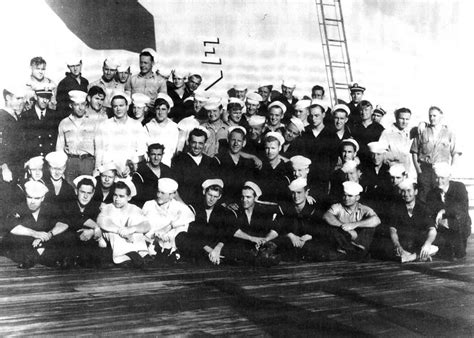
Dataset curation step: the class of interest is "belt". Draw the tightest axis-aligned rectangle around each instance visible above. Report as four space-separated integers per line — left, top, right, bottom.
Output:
69 154 94 160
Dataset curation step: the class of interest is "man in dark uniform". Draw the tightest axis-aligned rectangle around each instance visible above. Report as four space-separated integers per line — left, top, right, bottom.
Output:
65 175 111 267
21 89 60 160
280 117 306 159
225 182 281 266
346 82 365 128
56 58 89 118
274 178 336 261
1 181 74 269
43 151 76 214
351 100 385 166
243 115 266 158
175 179 237 265
0 86 27 183
171 127 215 205
93 162 118 205
257 84 273 116
132 143 173 207
301 100 339 196
427 163 471 260
272 80 298 122
168 69 193 122
370 179 438 262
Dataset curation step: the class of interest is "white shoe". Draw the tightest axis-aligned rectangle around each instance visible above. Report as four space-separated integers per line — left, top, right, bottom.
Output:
401 252 417 263
428 245 439 257
97 237 107 248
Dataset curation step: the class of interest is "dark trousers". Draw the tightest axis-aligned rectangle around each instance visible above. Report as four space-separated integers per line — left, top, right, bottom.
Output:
175 232 211 262
434 226 471 259
2 231 76 267
273 236 337 261
329 226 375 252
417 163 435 203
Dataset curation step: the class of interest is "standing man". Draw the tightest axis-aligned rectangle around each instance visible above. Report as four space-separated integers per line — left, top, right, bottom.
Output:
185 74 202 94
26 57 56 110
86 86 108 120
201 99 228 157
0 86 27 183
95 92 148 175
380 107 415 176
56 58 89 118
411 106 460 202
56 90 97 184
264 101 286 134
21 89 60 159
125 50 167 104
244 115 266 158
273 80 298 121
346 82 365 127
89 58 120 111
427 163 471 260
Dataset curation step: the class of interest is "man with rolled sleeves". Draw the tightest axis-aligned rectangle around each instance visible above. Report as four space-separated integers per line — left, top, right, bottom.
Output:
0 85 27 183
226 182 281 266
411 106 460 202
274 178 336 262
175 179 237 265
1 181 74 269
21 89 60 160
427 163 471 260
56 58 89 118
124 50 167 104
323 181 381 259
201 98 228 157
89 58 120 111
86 86 108 121
56 90 97 185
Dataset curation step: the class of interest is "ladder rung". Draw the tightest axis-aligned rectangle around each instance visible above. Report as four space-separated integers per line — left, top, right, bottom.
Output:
335 82 349 86
332 61 348 65
329 65 346 69
328 38 345 43
325 18 342 22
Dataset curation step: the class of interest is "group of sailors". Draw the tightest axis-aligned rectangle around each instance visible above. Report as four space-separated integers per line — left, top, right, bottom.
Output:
0 49 470 269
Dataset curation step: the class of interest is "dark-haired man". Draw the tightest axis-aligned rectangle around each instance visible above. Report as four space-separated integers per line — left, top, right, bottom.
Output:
56 58 89 118
89 58 120 110
26 57 56 110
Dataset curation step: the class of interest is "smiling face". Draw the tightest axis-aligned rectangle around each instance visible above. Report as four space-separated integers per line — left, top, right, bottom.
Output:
291 188 307 206
189 135 206 156
31 64 46 81
139 55 153 74
88 93 105 112
241 188 256 210
268 107 283 126
154 104 169 122
265 140 280 161
229 130 246 154
334 111 348 131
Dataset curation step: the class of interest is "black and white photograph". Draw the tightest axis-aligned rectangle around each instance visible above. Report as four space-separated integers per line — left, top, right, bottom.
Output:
0 0 472 335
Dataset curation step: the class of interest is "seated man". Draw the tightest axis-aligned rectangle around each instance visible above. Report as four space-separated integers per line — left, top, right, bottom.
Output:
93 162 118 206
427 163 471 260
43 151 76 213
274 178 336 262
2 181 73 269
323 181 381 258
142 178 195 261
97 180 151 268
226 181 281 266
132 143 173 208
64 175 111 267
175 179 237 265
371 179 438 262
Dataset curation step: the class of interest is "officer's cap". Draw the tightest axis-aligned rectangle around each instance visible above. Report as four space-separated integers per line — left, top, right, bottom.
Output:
349 82 365 92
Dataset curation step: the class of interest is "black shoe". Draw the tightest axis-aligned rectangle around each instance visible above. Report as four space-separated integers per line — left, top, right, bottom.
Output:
18 260 35 269
255 254 281 267
125 252 145 269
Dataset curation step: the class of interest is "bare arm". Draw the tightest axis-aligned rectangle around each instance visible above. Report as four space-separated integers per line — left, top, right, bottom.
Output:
323 211 344 227
412 153 422 174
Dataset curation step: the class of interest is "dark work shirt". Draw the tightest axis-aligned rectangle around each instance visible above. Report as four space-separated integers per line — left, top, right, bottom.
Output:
132 162 173 207
277 201 324 237
62 200 101 232
235 202 281 237
56 72 89 118
388 200 434 235
6 202 62 233
188 203 237 244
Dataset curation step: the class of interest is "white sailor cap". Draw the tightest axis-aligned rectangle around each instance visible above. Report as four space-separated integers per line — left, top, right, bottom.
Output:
104 58 118 69
243 181 262 198
282 80 296 88
265 131 285 146
343 181 363 195
45 151 67 168
156 92 174 109
173 68 188 78
368 141 388 154
341 160 359 173
340 138 359 153
288 177 307 192
68 90 87 104
25 156 44 169
177 116 200 131
228 126 247 136
132 93 151 108
141 47 157 60
234 84 247 91
433 162 451 178
294 99 311 110
116 178 137 197
398 178 417 190
73 175 97 188
204 98 221 111
388 164 406 177
248 115 266 127
158 66 172 78
268 101 287 114
98 162 118 174
117 64 130 72
194 90 209 102
310 99 328 112
228 97 245 108
246 92 263 105
66 57 82 66
24 180 49 197
195 126 211 139
5 84 28 97
290 155 311 169
158 177 179 194
289 117 305 133
202 178 224 191
110 90 131 105
332 104 350 115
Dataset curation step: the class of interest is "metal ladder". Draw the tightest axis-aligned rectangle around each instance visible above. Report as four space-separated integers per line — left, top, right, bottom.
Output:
315 0 353 105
